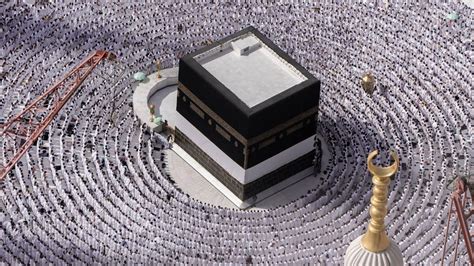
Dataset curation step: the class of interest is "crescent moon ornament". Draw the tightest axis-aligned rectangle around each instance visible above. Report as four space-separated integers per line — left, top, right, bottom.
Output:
361 150 400 252
367 150 399 178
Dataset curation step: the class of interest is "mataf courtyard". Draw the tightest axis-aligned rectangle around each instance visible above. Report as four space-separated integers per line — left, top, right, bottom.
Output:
0 1 472 264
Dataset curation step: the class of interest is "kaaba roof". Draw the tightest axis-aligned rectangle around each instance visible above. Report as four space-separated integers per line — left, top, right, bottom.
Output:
195 33 308 108
178 26 320 139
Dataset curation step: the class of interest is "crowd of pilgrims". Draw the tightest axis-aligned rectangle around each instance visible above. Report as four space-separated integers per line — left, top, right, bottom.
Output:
0 0 471 264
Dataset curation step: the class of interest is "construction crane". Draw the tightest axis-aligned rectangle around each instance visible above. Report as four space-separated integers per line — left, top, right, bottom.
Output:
0 50 116 181
442 176 474 265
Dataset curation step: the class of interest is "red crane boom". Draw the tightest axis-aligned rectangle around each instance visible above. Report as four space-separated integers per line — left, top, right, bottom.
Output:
442 178 474 265
0 50 115 181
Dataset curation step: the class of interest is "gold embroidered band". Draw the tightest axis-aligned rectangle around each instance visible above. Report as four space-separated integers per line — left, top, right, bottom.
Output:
178 82 318 147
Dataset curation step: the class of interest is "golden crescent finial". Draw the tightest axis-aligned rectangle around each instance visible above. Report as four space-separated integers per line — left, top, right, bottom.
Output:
362 150 400 253
367 150 399 178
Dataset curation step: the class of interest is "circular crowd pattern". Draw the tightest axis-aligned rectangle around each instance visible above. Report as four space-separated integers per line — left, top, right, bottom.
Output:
0 1 472 264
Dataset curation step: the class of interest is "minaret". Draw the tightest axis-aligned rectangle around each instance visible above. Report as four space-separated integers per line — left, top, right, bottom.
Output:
344 150 404 266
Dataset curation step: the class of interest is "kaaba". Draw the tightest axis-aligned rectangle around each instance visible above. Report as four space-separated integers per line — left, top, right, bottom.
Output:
175 26 321 202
